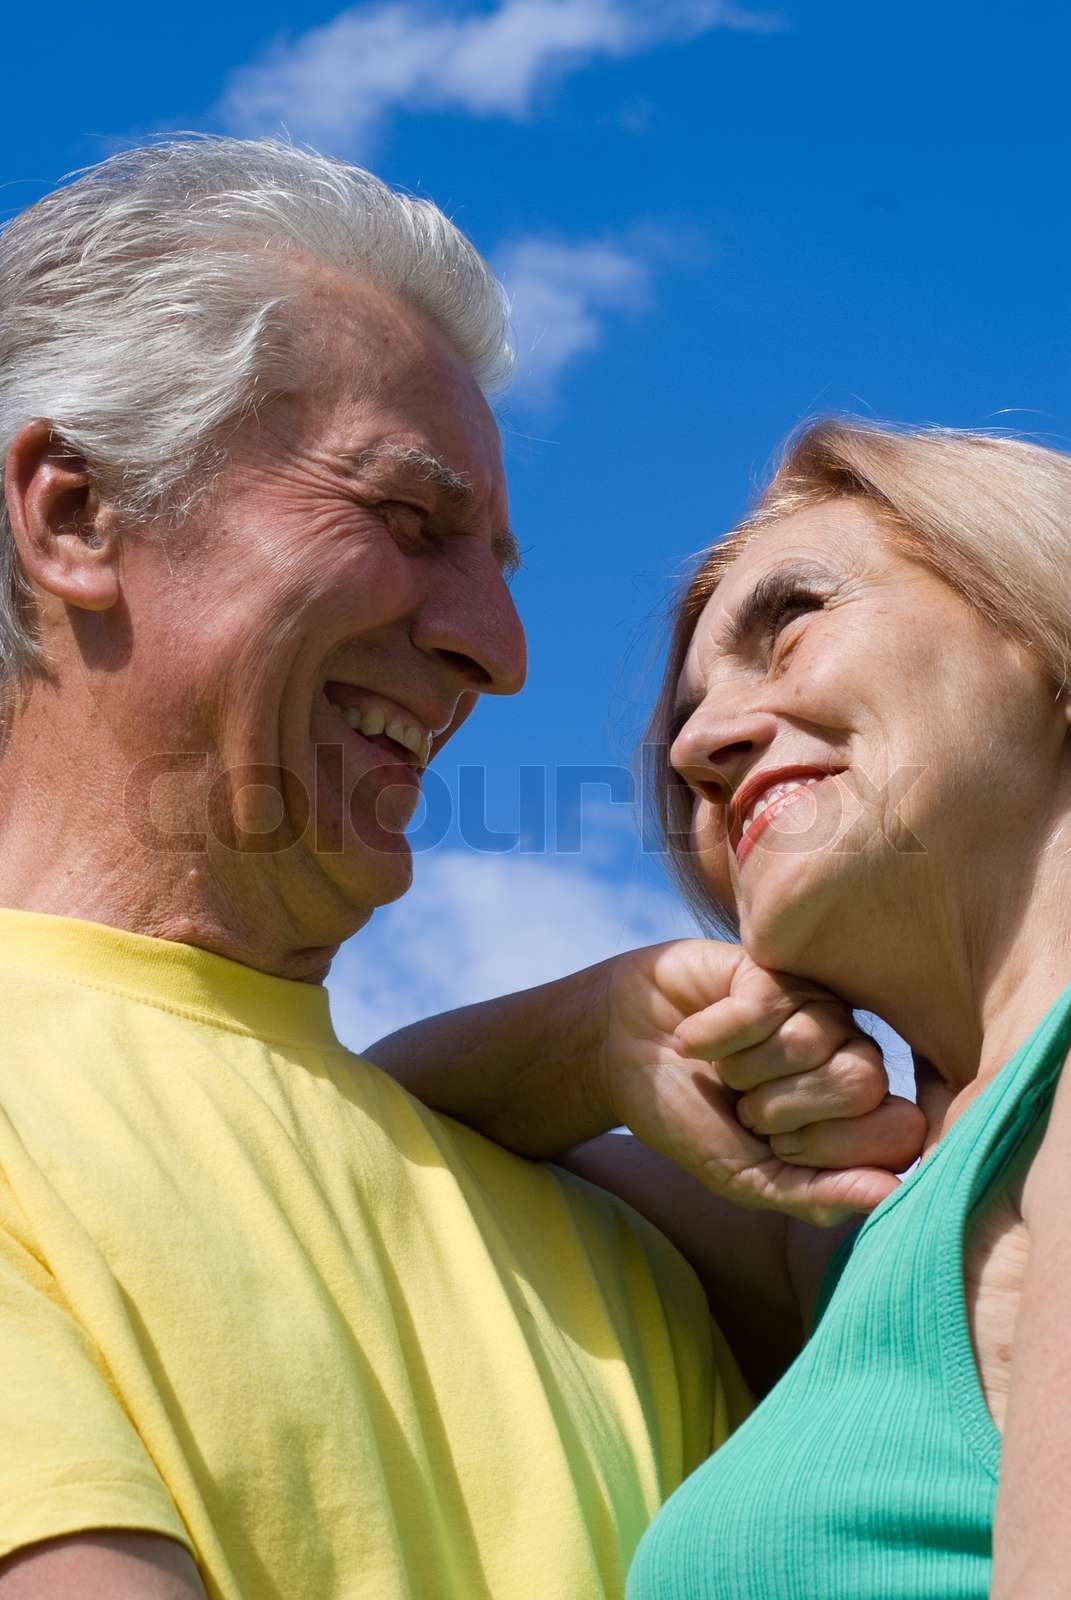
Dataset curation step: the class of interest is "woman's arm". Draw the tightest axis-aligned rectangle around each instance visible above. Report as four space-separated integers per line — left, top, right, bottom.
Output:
991 1052 1071 1595
370 941 917 1386
367 938 925 1225
368 955 615 1154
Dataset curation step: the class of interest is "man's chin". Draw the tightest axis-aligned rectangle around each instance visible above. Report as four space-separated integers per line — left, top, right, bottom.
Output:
366 848 415 909
333 829 415 914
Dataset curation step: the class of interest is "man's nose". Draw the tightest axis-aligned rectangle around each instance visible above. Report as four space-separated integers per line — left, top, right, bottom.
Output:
412 559 527 698
671 708 779 804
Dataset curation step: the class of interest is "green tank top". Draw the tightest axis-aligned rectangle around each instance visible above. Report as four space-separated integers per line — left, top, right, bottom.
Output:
627 986 1071 1600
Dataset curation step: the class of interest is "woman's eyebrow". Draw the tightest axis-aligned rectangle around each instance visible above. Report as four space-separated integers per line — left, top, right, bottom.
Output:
722 560 834 652
668 559 835 735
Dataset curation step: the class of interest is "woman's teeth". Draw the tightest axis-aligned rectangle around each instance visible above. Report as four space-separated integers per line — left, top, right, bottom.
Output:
338 703 428 762
742 775 823 833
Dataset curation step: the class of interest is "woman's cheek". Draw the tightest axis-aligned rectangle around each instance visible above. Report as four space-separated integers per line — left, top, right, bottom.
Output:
692 809 736 912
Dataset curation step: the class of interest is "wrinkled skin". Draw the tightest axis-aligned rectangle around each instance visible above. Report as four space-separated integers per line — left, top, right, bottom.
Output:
0 271 526 981
670 498 1071 1094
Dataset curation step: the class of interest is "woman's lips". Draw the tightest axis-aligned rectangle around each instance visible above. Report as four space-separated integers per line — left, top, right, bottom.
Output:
735 776 830 868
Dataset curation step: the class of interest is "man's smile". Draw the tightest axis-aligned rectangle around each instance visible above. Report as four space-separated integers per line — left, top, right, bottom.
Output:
321 681 449 771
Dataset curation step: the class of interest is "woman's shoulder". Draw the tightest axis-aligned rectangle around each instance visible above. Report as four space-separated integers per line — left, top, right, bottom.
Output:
1020 1026 1071 1227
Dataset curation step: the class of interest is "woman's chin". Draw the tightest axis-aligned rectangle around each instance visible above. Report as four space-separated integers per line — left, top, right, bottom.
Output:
736 853 847 973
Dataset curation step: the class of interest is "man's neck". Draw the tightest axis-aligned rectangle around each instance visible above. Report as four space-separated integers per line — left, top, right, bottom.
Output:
0 717 341 984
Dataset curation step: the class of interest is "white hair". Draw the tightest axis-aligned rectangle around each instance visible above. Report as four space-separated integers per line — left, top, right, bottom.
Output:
0 135 514 693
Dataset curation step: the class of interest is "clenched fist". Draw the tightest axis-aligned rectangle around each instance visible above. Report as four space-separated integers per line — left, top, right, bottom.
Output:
596 939 925 1225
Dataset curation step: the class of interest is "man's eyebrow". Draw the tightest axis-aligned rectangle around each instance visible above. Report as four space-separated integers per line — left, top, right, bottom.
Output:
350 442 474 503
349 442 522 577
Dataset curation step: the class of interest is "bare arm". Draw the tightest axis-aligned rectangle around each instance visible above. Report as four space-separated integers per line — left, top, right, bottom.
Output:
371 941 914 1384
369 960 612 1155
369 939 924 1223
991 1052 1071 1596
0 1533 205 1600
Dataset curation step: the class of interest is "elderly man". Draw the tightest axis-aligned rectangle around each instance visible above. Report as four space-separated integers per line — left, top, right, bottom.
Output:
0 138 914 1600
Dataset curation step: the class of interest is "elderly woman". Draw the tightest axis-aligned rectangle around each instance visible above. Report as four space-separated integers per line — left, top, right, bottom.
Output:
384 419 1071 1598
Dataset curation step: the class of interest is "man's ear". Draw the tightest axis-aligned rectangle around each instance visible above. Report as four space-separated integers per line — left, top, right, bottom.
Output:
3 418 120 614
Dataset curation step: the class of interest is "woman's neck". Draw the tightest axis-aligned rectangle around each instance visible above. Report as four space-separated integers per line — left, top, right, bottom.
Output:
796 853 1071 1095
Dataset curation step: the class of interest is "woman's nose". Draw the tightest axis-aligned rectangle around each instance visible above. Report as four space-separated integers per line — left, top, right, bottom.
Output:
670 709 779 804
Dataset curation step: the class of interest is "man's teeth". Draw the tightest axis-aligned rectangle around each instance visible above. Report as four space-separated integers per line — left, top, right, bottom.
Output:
742 775 822 833
387 719 422 755
339 704 428 759
349 705 386 739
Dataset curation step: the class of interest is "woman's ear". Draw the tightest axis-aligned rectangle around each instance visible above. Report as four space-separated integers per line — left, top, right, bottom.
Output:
3 419 121 614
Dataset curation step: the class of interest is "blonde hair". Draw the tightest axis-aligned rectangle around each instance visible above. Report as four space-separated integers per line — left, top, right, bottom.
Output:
646 418 1071 927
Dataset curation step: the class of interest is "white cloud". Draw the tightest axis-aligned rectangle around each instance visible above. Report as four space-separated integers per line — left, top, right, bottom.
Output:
858 1013 915 1102
218 0 782 151
495 234 652 403
325 846 696 1050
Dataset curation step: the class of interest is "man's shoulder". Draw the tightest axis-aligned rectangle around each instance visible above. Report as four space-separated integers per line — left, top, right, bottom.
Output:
387 1081 707 1300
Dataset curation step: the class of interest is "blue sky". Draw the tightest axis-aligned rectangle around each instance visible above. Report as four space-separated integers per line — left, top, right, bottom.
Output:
4 2 1069 1061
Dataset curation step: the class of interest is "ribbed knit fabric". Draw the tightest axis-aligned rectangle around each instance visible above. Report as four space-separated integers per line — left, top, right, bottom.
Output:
627 985 1071 1600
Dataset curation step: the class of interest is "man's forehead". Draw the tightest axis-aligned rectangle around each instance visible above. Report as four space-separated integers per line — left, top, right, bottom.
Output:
294 266 502 456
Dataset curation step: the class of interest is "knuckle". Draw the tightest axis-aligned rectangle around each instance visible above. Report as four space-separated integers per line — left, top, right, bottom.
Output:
737 961 797 1022
895 1097 927 1129
740 1089 781 1135
890 1100 927 1151
812 1209 845 1228
801 996 853 1037
881 1095 925 1132
775 1011 818 1056
834 1052 887 1106
853 1039 886 1078
770 1129 808 1164
777 1001 854 1064
816 992 856 1026
717 1055 755 1091
804 1193 851 1227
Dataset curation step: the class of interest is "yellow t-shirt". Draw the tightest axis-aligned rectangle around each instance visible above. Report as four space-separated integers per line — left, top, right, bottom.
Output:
0 908 748 1599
